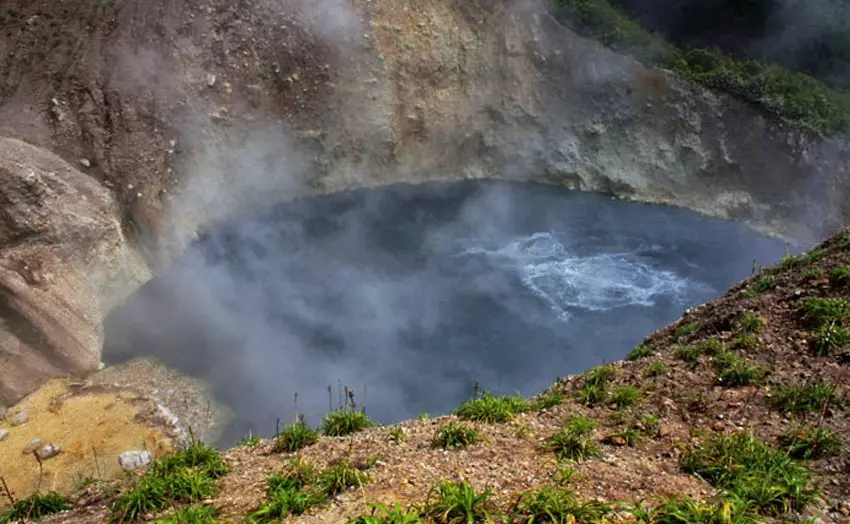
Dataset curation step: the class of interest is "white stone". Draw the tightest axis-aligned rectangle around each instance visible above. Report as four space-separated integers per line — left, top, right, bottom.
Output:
22 437 42 454
80 158 91 168
0 429 8 442
119 450 153 471
9 409 28 426
207 73 217 87
38 443 61 460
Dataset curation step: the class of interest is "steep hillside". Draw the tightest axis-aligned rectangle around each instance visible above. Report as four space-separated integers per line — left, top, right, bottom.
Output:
10 229 845 523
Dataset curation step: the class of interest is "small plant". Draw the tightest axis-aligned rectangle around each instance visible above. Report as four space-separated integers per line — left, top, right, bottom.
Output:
431 422 481 450
802 297 850 328
644 362 668 377
551 463 580 486
515 487 611 522
611 385 644 408
577 382 607 406
423 481 497 523
454 392 528 423
605 427 642 447
626 344 654 360
530 388 564 411
0 492 70 524
631 496 754 523
674 321 699 339
348 503 424 523
684 392 710 413
773 381 842 415
584 364 616 386
247 484 324 522
731 333 759 350
746 274 775 296
156 505 219 523
640 414 660 434
418 413 431 420
811 320 850 356
779 427 843 460
273 421 319 452
578 365 616 406
238 432 262 448
804 267 825 281
318 459 370 496
713 351 764 387
829 265 850 287
510 421 534 439
739 311 763 333
677 345 703 362
320 408 375 437
546 416 602 462
680 431 818 515
387 427 406 443
778 254 804 270
697 338 723 355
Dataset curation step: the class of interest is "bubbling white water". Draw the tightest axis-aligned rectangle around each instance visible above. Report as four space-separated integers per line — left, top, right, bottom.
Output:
461 232 704 319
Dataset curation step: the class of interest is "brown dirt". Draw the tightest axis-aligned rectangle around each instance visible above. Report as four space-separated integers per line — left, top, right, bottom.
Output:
41 231 850 522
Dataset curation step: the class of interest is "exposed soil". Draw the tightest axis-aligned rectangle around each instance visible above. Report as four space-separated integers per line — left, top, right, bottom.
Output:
36 229 850 523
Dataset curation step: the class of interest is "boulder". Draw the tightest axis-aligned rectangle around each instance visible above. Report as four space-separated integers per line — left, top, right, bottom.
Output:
8 409 28 426
37 443 61 460
22 437 42 454
119 450 153 471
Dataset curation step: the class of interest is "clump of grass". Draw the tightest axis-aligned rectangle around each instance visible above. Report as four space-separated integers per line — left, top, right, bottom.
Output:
678 338 723 362
530 388 564 411
320 409 375 437
273 421 319 452
779 427 843 460
674 321 699 340
454 392 528 423
680 431 818 515
684 392 710 413
804 267 825 281
318 459 370 496
156 505 218 523
387 427 406 443
577 365 616 406
348 503 423 524
644 362 668 378
746 274 775 296
605 427 642 447
611 385 644 408
697 338 723 355
431 422 481 450
739 311 763 333
731 333 759 351
546 416 602 462
238 432 261 448
423 481 497 523
713 351 765 387
247 474 324 523
0 492 70 524
773 381 843 415
811 320 850 356
778 254 804 270
631 496 755 523
829 265 850 287
515 487 611 522
677 345 703 362
626 344 654 361
802 297 850 328
551 464 581 486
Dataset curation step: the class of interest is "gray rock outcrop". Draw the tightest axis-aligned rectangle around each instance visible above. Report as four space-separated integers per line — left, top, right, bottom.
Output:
118 450 153 471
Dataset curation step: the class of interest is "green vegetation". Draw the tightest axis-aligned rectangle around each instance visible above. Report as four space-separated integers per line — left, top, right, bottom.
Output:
156 505 219 524
779 427 843 460
454 392 528 423
611 385 644 408
804 267 825 281
423 481 497 523
801 297 850 328
515 487 611 522
348 503 424 524
318 459 370 496
431 422 481 450
0 492 70 524
713 351 764 387
578 365 616 406
644 362 668 377
739 311 763 333
680 432 818 515
237 432 262 448
631 496 755 523
812 320 850 356
773 381 843 415
387 427 406 443
731 333 759 351
546 416 602 462
673 322 699 340
626 344 654 361
111 441 228 523
830 265 850 287
273 421 319 452
320 408 375 437
746 274 775 296
530 388 565 411
677 337 722 363
552 464 581 486
677 344 703 362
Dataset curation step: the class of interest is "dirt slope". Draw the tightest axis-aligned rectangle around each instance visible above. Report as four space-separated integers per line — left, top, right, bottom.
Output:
36 229 850 523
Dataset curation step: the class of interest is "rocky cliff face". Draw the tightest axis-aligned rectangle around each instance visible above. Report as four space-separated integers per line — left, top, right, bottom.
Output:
0 0 848 404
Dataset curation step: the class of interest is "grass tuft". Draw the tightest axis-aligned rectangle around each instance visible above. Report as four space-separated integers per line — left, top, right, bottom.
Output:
237 433 261 448
746 274 775 296
631 496 756 523
515 487 611 522
454 392 528 423
348 503 423 523
318 459 370 497
811 320 850 356
611 385 644 408
713 351 765 387
801 297 850 328
673 322 699 340
546 416 602 462
829 264 850 287
773 381 843 415
680 431 818 515
0 492 70 524
423 481 497 523
320 409 375 437
530 388 564 411
644 362 668 378
779 427 843 460
273 421 319 453
431 422 481 450
739 311 763 333
387 427 406 443
155 505 218 523
626 344 654 360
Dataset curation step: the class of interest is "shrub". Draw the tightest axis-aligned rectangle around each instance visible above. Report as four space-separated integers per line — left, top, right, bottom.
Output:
779 427 843 460
611 385 644 408
546 416 602 462
454 392 528 423
0 492 70 524
156 505 219 523
423 481 497 524
626 344 654 360
515 487 611 522
348 503 424 524
644 362 668 377
811 320 850 356
320 409 375 436
431 422 481 450
680 432 818 515
830 265 850 287
273 421 319 452
773 382 842 415
801 297 850 328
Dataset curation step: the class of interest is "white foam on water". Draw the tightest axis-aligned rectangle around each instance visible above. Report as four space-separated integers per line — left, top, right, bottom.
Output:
459 232 696 320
